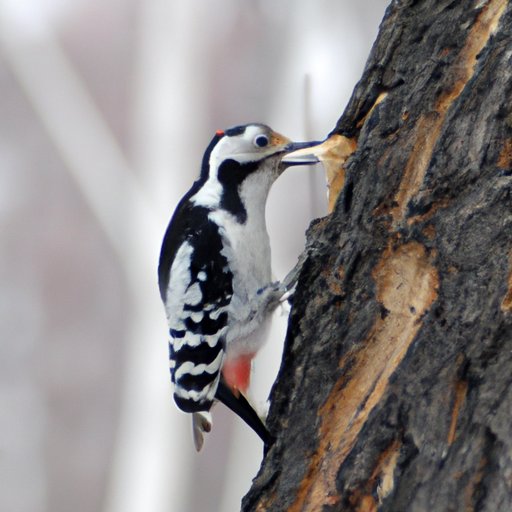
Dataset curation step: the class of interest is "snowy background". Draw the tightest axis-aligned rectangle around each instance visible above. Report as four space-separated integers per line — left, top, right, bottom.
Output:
0 1 388 511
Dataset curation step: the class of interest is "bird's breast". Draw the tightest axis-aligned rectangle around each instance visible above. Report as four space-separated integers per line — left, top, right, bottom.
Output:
208 209 271 302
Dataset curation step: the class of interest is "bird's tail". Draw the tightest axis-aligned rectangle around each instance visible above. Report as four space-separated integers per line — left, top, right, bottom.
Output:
192 411 212 451
216 380 273 447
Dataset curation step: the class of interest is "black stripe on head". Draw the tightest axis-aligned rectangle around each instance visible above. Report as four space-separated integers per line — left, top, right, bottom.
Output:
225 125 247 137
217 159 259 223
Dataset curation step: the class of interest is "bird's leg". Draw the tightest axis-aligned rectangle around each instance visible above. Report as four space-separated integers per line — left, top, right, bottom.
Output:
254 251 308 316
255 281 287 316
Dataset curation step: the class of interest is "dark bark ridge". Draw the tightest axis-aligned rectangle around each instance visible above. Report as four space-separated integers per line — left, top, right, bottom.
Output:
243 0 512 511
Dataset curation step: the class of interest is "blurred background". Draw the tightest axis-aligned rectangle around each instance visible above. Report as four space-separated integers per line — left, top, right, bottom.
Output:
0 1 388 511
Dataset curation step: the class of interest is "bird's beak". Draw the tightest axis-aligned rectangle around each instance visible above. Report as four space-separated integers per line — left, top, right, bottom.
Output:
281 140 323 166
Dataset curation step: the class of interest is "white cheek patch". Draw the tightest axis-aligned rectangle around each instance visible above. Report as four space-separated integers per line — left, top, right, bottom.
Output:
190 128 283 211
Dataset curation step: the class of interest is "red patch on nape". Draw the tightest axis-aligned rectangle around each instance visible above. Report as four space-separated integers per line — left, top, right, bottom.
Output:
216 129 225 136
222 353 255 394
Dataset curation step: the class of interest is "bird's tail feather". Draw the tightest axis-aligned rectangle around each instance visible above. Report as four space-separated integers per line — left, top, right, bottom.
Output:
192 411 212 451
216 379 273 447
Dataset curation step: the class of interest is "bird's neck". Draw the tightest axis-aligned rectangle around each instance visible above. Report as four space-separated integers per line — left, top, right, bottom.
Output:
192 164 277 225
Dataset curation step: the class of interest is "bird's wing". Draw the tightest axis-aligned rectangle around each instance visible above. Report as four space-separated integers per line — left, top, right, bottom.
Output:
159 204 233 414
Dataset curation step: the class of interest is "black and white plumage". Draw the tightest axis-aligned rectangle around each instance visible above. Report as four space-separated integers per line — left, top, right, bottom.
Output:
158 123 318 450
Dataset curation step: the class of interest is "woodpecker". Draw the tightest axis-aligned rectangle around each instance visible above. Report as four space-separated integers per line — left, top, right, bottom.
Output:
158 123 319 450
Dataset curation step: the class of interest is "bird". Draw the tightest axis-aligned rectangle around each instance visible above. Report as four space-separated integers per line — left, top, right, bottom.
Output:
158 123 319 450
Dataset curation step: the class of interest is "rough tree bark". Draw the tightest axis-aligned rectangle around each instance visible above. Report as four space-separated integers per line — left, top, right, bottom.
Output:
243 0 512 511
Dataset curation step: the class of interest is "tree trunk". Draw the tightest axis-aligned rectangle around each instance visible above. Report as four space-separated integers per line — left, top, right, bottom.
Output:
243 0 512 510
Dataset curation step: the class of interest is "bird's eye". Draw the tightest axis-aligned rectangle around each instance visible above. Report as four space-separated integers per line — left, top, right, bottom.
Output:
254 135 269 148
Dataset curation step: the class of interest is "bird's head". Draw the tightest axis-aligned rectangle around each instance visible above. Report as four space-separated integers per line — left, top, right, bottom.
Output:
191 123 319 221
202 123 319 175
